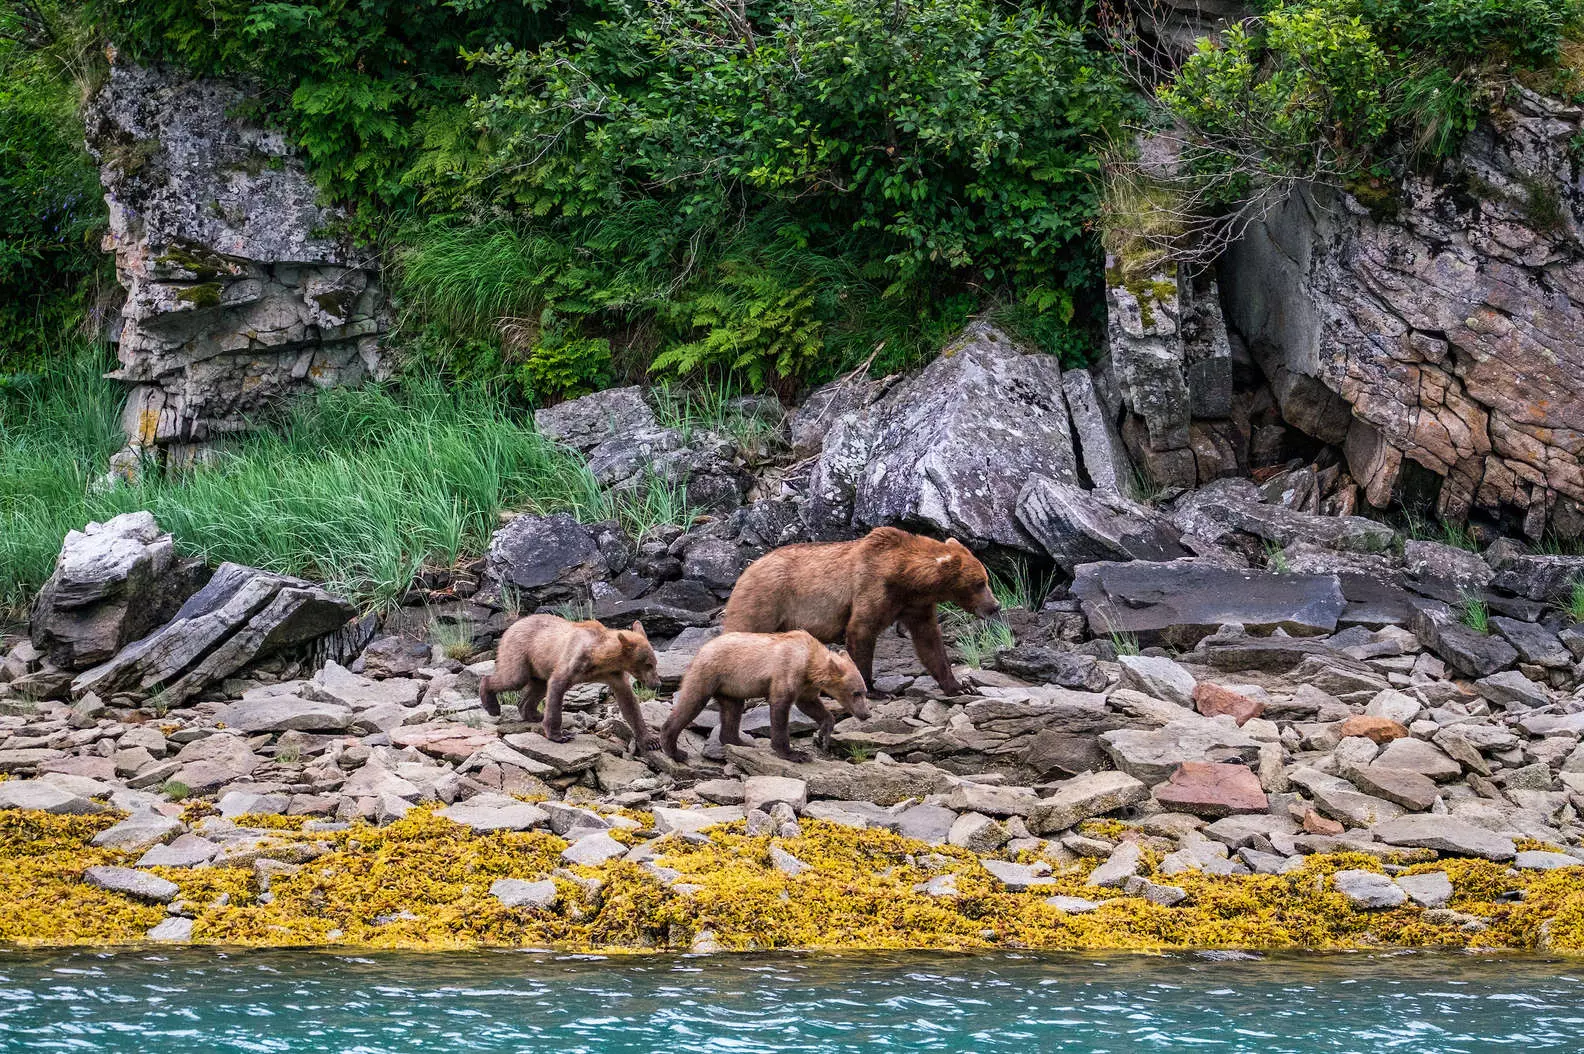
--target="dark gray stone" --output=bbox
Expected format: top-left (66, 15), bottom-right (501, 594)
top-left (1071, 561), bottom-right (1345, 646)
top-left (1015, 476), bottom-right (1189, 569)
top-left (1411, 607), bottom-right (1518, 678)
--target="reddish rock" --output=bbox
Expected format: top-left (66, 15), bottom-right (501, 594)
top-left (1338, 715), bottom-right (1408, 744)
top-left (1193, 683), bottom-right (1266, 726)
top-left (388, 722), bottom-right (497, 763)
top-left (1302, 809), bottom-right (1344, 836)
top-left (1151, 761), bottom-right (1269, 818)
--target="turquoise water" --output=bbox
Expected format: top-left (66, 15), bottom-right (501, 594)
top-left (1, 948), bottom-right (1582, 1053)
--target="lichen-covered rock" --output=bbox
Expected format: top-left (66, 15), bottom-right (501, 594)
top-left (484, 514), bottom-right (613, 608)
top-left (30, 512), bottom-right (206, 670)
top-left (1221, 88), bottom-right (1584, 536)
top-left (803, 322), bottom-right (1079, 549)
top-left (84, 63), bottom-right (388, 469)
top-left (1015, 475), bottom-right (1188, 568)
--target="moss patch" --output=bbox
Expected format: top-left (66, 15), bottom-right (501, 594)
top-left (2, 809), bottom-right (1582, 953)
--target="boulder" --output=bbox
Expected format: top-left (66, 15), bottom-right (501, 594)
top-left (168, 734), bottom-right (261, 793)
top-left (725, 746), bottom-right (955, 805)
top-left (1395, 871), bottom-right (1452, 908)
top-left (1085, 841), bottom-right (1143, 888)
top-left (979, 859), bottom-right (1055, 892)
top-left (1411, 607), bottom-right (1517, 678)
top-left (987, 647), bottom-right (1106, 691)
top-left (1489, 617), bottom-right (1570, 669)
top-left (146, 917), bottom-right (195, 942)
top-left (0, 779), bottom-right (108, 815)
top-left (1070, 561), bottom-right (1345, 645)
top-left (1288, 767), bottom-right (1404, 827)
top-left (535, 387), bottom-right (656, 452)
top-left (485, 514), bottom-right (612, 607)
top-left (1062, 369), bottom-right (1134, 495)
top-left (1116, 655), bottom-right (1197, 708)
top-left (1185, 499), bottom-right (1396, 555)
top-left (72, 563), bottom-right (355, 706)
top-left (803, 322), bottom-right (1079, 549)
top-left (1489, 555), bottom-right (1584, 603)
top-left (436, 794), bottom-right (550, 833)
top-left (743, 776), bottom-right (808, 814)
top-left (1347, 766), bottom-right (1439, 812)
top-left (1474, 670), bottom-right (1548, 710)
top-left (216, 696), bottom-right (353, 733)
top-left (560, 832), bottom-right (626, 866)
top-left (1192, 683), bottom-right (1265, 726)
top-left (30, 512), bottom-right (205, 670)
top-left (1015, 476), bottom-right (1188, 568)
top-left (1402, 540), bottom-right (1493, 594)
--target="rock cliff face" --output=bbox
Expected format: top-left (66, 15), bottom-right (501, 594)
top-left (84, 63), bottom-right (388, 471)
top-left (1219, 88), bottom-right (1584, 537)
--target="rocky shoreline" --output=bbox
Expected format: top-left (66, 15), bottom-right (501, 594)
top-left (6, 334), bottom-right (1584, 953)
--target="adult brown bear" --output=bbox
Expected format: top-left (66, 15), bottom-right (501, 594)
top-left (721, 526), bottom-right (999, 694)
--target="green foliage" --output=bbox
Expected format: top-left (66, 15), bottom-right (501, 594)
top-left (942, 606), bottom-right (1015, 668)
top-left (1566, 580), bottom-right (1584, 624)
top-left (1158, 0), bottom-right (1584, 191)
top-left (92, 0), bottom-right (559, 227)
top-left (0, 341), bottom-right (622, 613)
top-left (1458, 591), bottom-right (1490, 634)
top-left (0, 2), bottom-right (108, 373)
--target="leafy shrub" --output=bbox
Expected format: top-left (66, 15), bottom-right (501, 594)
top-left (0, 6), bottom-right (108, 374)
top-left (1158, 0), bottom-right (1584, 192)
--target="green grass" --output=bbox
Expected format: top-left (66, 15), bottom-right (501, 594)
top-left (650, 377), bottom-right (786, 454)
top-left (1400, 510), bottom-right (1479, 551)
top-left (1264, 542), bottom-right (1292, 573)
top-left (1, 342), bottom-right (680, 616)
top-left (1565, 580), bottom-right (1584, 624)
top-left (1458, 592), bottom-right (1491, 634)
top-left (943, 606), bottom-right (1015, 668)
top-left (1109, 630), bottom-right (1141, 656)
top-left (990, 560), bottom-right (1052, 612)
top-left (429, 614), bottom-right (477, 662)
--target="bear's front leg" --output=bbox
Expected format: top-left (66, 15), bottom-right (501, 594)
top-left (796, 695), bottom-right (836, 752)
top-left (767, 690), bottom-right (808, 762)
top-left (541, 670), bottom-right (577, 742)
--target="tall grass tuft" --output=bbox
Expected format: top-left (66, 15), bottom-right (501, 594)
top-left (2, 347), bottom-right (619, 614)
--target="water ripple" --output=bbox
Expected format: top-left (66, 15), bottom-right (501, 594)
top-left (0, 949), bottom-right (1580, 1052)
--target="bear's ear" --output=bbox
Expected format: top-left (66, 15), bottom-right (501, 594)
top-left (936, 553), bottom-right (961, 571)
top-left (619, 634), bottom-right (637, 655)
top-left (946, 537), bottom-right (968, 551)
top-left (630, 620), bottom-right (648, 640)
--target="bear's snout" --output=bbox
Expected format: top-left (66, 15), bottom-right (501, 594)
top-left (847, 691), bottom-right (871, 721)
top-left (975, 595), bottom-right (1001, 618)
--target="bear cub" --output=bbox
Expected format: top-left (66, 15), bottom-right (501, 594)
top-left (721, 526), bottom-right (1000, 695)
top-left (480, 615), bottom-right (662, 750)
top-left (660, 630), bottom-right (871, 763)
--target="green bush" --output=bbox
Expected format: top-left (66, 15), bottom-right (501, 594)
top-left (0, 6), bottom-right (108, 374)
top-left (1159, 0), bottom-right (1584, 190)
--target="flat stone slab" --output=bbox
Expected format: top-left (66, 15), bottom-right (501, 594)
top-left (145, 917), bottom-right (195, 942)
top-left (1513, 851), bottom-right (1581, 870)
top-left (1151, 762), bottom-right (1268, 818)
top-left (436, 794), bottom-right (549, 833)
top-left (980, 859), bottom-right (1055, 891)
top-left (83, 865), bottom-right (178, 903)
top-left (743, 776), bottom-right (808, 814)
top-left (502, 733), bottom-right (606, 774)
top-left (561, 832), bottom-right (626, 866)
top-left (91, 811), bottom-right (185, 851)
top-left (1099, 721), bottom-right (1261, 785)
top-left (725, 746), bottom-right (955, 805)
top-left (216, 696), bottom-right (353, 733)
top-left (390, 723), bottom-right (498, 763)
top-left (0, 779), bottom-right (108, 815)
top-left (1395, 871), bottom-right (1452, 908)
top-left (1071, 561), bottom-right (1345, 645)
top-left (137, 834), bottom-right (219, 869)
top-left (652, 806), bottom-right (745, 835)
top-left (1371, 816), bottom-right (1517, 861)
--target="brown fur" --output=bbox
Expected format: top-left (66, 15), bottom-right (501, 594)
top-left (479, 615), bottom-right (662, 750)
top-left (720, 526), bottom-right (998, 694)
top-left (660, 630), bottom-right (870, 762)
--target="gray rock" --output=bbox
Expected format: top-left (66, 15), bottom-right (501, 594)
top-left (216, 696), bottom-right (353, 733)
top-left (485, 515), bottom-right (611, 607)
top-left (979, 859), bottom-right (1055, 891)
top-left (1490, 555), bottom-right (1584, 604)
top-left (73, 563), bottom-right (355, 707)
top-left (490, 877), bottom-right (559, 909)
top-left (1085, 841), bottom-right (1143, 888)
top-left (1029, 771), bottom-right (1150, 834)
top-left (541, 802), bottom-right (610, 837)
top-left (1411, 608), bottom-right (1517, 679)
top-left (1072, 561), bottom-right (1345, 646)
top-left (560, 832), bottom-right (627, 866)
top-left (913, 873), bottom-right (959, 897)
top-left (1474, 670), bottom-right (1548, 710)
top-left (1374, 738), bottom-right (1462, 782)
top-left (1371, 816), bottom-right (1517, 861)
top-left (1288, 767), bottom-right (1404, 827)
top-left (83, 865), bottom-right (179, 903)
top-left (987, 646), bottom-right (1105, 691)
top-left (136, 834), bottom-right (219, 869)
top-left (1061, 369), bottom-right (1134, 495)
top-left (1332, 869), bottom-right (1406, 910)
top-left (84, 64), bottom-right (388, 468)
top-left (1046, 894), bottom-right (1103, 913)
top-left (804, 322), bottom-right (1079, 549)
top-left (0, 779), bottom-right (108, 815)
top-left (1117, 654), bottom-right (1197, 707)
top-left (436, 794), bottom-right (550, 833)
top-left (1015, 476), bottom-right (1188, 568)
top-left (725, 746), bottom-right (955, 805)
top-left (534, 387), bottom-right (655, 452)
top-left (1490, 617), bottom-right (1571, 669)
top-left (1122, 875), bottom-right (1188, 906)
top-left (947, 813), bottom-right (1010, 854)
top-left (1395, 871), bottom-right (1452, 909)
top-left (91, 811), bottom-right (185, 851)
top-left (169, 733), bottom-right (261, 793)
top-left (1187, 499), bottom-right (1397, 555)
top-left (502, 732), bottom-right (606, 774)
top-left (1513, 851), bottom-right (1580, 870)
top-left (652, 806), bottom-right (745, 835)
top-left (1348, 766), bottom-right (1439, 812)
top-left (803, 800), bottom-right (902, 831)
top-left (768, 845), bottom-right (811, 877)
top-left (1099, 721), bottom-right (1261, 786)
top-left (30, 512), bottom-right (204, 671)
top-left (1402, 541), bottom-right (1493, 594)
top-left (894, 804), bottom-right (959, 845)
top-left (145, 917), bottom-right (195, 942)
top-left (743, 776), bottom-right (808, 815)
top-left (943, 782), bottom-right (1040, 818)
